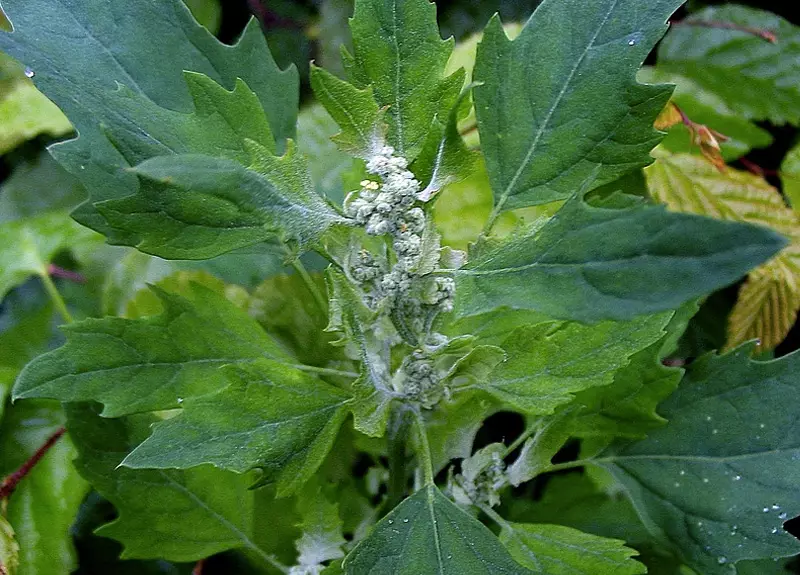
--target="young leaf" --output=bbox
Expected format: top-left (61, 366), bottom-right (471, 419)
top-left (499, 522), bottom-right (646, 574)
top-left (0, 401), bottom-right (88, 575)
top-left (645, 153), bottom-right (800, 350)
top-left (122, 358), bottom-right (352, 496)
top-left (455, 314), bottom-right (670, 414)
top-left (0, 0), bottom-right (298, 242)
top-left (345, 0), bottom-right (464, 160)
top-left (292, 482), bottom-right (346, 572)
top-left (473, 0), bottom-right (681, 214)
top-left (0, 212), bottom-right (98, 300)
top-left (600, 345), bottom-right (800, 573)
top-left (310, 64), bottom-right (385, 159)
top-left (14, 283), bottom-right (290, 417)
top-left (453, 193), bottom-right (786, 321)
top-left (97, 142), bottom-right (348, 259)
top-left (342, 484), bottom-right (533, 574)
top-left (64, 404), bottom-right (277, 565)
top-left (657, 5), bottom-right (800, 126)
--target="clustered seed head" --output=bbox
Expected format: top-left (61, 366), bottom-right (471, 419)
top-left (454, 452), bottom-right (508, 508)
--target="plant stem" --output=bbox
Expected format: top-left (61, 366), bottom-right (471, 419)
top-left (0, 427), bottom-right (66, 500)
top-left (412, 408), bottom-right (435, 486)
top-left (503, 420), bottom-right (541, 459)
top-left (670, 18), bottom-right (777, 43)
top-left (478, 502), bottom-right (512, 532)
top-left (382, 408), bottom-right (413, 516)
top-left (292, 364), bottom-right (359, 379)
top-left (39, 272), bottom-right (73, 324)
top-left (540, 458), bottom-right (597, 475)
top-left (291, 259), bottom-right (328, 314)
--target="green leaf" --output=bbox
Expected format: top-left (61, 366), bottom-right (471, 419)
top-left (0, 211), bottom-right (98, 300)
top-left (500, 522), bottom-right (646, 574)
top-left (293, 482), bottom-right (346, 571)
top-left (310, 64), bottom-right (385, 159)
top-left (473, 0), bottom-right (681, 212)
top-left (96, 141), bottom-right (347, 259)
top-left (13, 283), bottom-right (290, 417)
top-left (0, 0), bottom-right (298, 242)
top-left (343, 484), bottom-right (532, 574)
top-left (600, 345), bottom-right (800, 573)
top-left (781, 142), bottom-right (800, 209)
top-left (345, 0), bottom-right (463, 160)
top-left (657, 6), bottom-right (800, 126)
top-left (459, 314), bottom-right (669, 414)
top-left (0, 53), bottom-right (71, 156)
top-left (122, 358), bottom-right (352, 496)
top-left (64, 403), bottom-right (276, 565)
top-left (453, 193), bottom-right (786, 321)
top-left (0, 515), bottom-right (18, 575)
top-left (0, 402), bottom-right (88, 575)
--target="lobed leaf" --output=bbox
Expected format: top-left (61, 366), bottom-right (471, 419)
top-left (474, 0), bottom-right (682, 212)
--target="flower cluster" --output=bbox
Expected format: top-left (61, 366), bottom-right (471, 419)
top-left (450, 450), bottom-right (508, 508)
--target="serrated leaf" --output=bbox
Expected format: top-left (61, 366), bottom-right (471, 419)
top-left (645, 153), bottom-right (800, 350)
top-left (500, 522), bottom-right (646, 574)
top-left (342, 484), bottom-right (533, 574)
top-left (453, 192), bottom-right (785, 321)
top-left (345, 0), bottom-right (463, 160)
top-left (458, 314), bottom-right (669, 415)
top-left (293, 482), bottom-right (346, 570)
top-left (64, 403), bottom-right (276, 564)
top-left (598, 345), bottom-right (800, 574)
top-left (0, 402), bottom-right (87, 575)
top-left (14, 283), bottom-right (290, 417)
top-left (0, 211), bottom-right (99, 300)
top-left (97, 141), bottom-right (348, 259)
top-left (310, 64), bottom-right (385, 159)
top-left (122, 358), bottom-right (352, 496)
top-left (657, 5), bottom-right (800, 126)
top-left (473, 0), bottom-right (681, 212)
top-left (0, 53), bottom-right (71, 156)
top-left (0, 0), bottom-right (298, 242)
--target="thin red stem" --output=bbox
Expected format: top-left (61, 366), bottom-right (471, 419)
top-left (0, 427), bottom-right (66, 500)
top-left (47, 264), bottom-right (85, 283)
top-left (670, 19), bottom-right (777, 43)
top-left (739, 157), bottom-right (779, 177)
top-left (192, 559), bottom-right (205, 575)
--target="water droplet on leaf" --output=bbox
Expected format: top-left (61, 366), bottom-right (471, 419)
top-left (24, 67), bottom-right (34, 78)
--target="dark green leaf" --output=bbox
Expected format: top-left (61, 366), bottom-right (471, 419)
top-left (343, 485), bottom-right (532, 574)
top-left (0, 0), bottom-right (298, 242)
top-left (500, 522), bottom-right (646, 574)
top-left (601, 345), bottom-right (800, 573)
top-left (64, 404), bottom-right (279, 566)
top-left (346, 0), bottom-right (463, 160)
top-left (14, 283), bottom-right (290, 416)
top-left (122, 358), bottom-right (352, 496)
top-left (474, 0), bottom-right (681, 211)
top-left (657, 5), bottom-right (800, 126)
top-left (454, 194), bottom-right (786, 321)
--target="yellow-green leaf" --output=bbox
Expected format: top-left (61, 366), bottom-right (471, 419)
top-left (645, 153), bottom-right (800, 350)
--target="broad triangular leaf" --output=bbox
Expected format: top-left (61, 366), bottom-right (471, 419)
top-left (600, 345), bottom-right (800, 573)
top-left (500, 522), bottom-right (646, 574)
top-left (64, 403), bottom-right (274, 564)
top-left (473, 0), bottom-right (681, 212)
top-left (657, 5), bottom-right (800, 126)
top-left (0, 211), bottom-right (98, 300)
top-left (122, 358), bottom-right (352, 496)
top-left (343, 484), bottom-right (533, 574)
top-left (13, 283), bottom-right (290, 417)
top-left (453, 193), bottom-right (785, 321)
top-left (345, 0), bottom-right (464, 160)
top-left (97, 142), bottom-right (348, 259)
top-left (645, 153), bottom-right (800, 350)
top-left (0, 0), bottom-right (298, 243)
top-left (456, 314), bottom-right (669, 414)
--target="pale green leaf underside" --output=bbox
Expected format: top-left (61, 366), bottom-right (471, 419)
top-left (0, 0), bottom-right (298, 244)
top-left (343, 485), bottom-right (533, 574)
top-left (13, 283), bottom-right (289, 417)
top-left (601, 346), bottom-right (800, 574)
top-left (454, 194), bottom-right (786, 322)
top-left (500, 522), bottom-right (646, 574)
top-left (122, 358), bottom-right (352, 496)
top-left (474, 0), bottom-right (682, 212)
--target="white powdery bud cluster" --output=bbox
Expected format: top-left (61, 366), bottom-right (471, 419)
top-left (394, 353), bottom-right (446, 408)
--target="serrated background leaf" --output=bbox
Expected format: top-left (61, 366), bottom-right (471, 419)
top-left (454, 193), bottom-right (785, 321)
top-left (645, 153), bottom-right (800, 350)
top-left (473, 0), bottom-right (681, 213)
